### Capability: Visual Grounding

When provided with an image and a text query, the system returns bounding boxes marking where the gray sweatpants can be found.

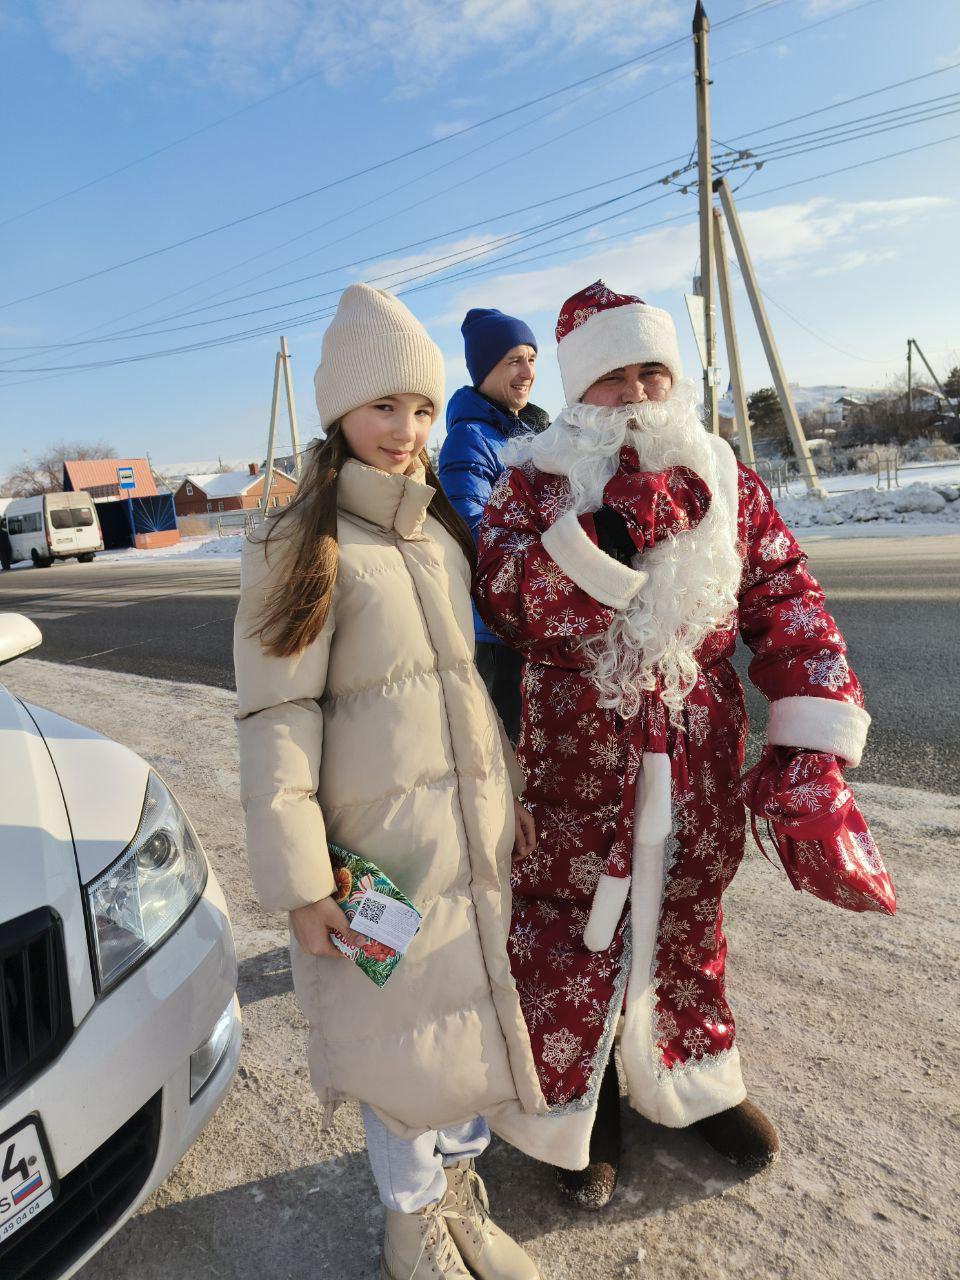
[360,1103,490,1213]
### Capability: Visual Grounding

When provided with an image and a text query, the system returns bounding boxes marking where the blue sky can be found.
[0,0,957,476]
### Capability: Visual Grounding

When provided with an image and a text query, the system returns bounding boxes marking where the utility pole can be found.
[907,338,913,421]
[279,335,303,479]
[262,350,283,513]
[712,207,755,468]
[909,338,960,427]
[716,177,821,492]
[693,1,719,434]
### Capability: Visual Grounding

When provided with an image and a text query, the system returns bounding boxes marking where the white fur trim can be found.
[584,873,631,953]
[634,751,673,843]
[489,1095,596,1171]
[559,303,683,404]
[768,695,871,768]
[619,755,746,1127]
[541,510,647,609]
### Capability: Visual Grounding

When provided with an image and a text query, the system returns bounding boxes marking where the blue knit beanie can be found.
[461,308,537,387]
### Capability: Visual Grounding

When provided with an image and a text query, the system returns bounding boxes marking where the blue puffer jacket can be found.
[438,385,549,645]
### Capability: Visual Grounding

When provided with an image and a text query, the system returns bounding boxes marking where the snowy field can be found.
[2,656,957,1280]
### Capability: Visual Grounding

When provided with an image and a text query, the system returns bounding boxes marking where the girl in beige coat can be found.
[234,285,547,1280]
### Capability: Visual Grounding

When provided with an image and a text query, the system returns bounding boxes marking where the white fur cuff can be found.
[541,510,647,609]
[584,873,632,952]
[767,695,871,767]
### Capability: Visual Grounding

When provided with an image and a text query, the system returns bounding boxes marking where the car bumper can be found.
[0,868,241,1280]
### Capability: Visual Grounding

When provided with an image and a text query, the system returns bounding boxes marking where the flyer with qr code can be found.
[328,843,421,987]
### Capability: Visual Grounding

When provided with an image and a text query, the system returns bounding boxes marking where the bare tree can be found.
[2,440,116,497]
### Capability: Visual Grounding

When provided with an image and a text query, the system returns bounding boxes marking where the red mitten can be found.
[741,746,894,915]
[602,449,711,552]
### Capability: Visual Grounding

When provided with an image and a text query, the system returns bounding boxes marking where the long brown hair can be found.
[257,424,477,657]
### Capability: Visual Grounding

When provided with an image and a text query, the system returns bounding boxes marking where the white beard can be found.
[502,379,742,723]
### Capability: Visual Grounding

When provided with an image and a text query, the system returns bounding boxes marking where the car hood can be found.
[19,699,150,884]
[0,683,97,1017]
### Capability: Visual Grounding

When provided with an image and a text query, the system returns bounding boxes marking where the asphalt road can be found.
[1,533,957,793]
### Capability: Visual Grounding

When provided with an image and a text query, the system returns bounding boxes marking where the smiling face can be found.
[478,344,537,414]
[581,362,673,408]
[339,393,435,474]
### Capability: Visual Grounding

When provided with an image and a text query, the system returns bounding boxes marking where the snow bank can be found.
[95,534,244,563]
[777,481,960,532]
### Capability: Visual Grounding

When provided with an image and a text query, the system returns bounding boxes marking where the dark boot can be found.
[553,1055,621,1210]
[693,1099,780,1171]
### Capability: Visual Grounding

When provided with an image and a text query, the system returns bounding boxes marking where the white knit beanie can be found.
[314,284,445,430]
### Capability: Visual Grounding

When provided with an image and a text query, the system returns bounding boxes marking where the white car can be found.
[0,614,241,1279]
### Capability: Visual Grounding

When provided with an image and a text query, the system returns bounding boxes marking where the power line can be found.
[3,27,936,360]
[0,156,694,356]
[4,122,958,378]
[0,0,787,312]
[0,9,438,230]
[733,128,960,201]
[729,97,960,166]
[0,0,861,361]
[723,58,960,146]
[58,0,857,338]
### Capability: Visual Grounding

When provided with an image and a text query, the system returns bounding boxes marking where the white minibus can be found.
[0,492,104,569]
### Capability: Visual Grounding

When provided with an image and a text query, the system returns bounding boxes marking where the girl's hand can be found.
[290,895,365,959]
[513,799,537,860]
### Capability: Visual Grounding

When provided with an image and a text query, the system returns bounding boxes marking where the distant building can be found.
[62,455,178,551]
[63,457,157,500]
[172,464,297,517]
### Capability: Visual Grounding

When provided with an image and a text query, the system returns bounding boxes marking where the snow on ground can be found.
[3,656,958,1280]
[95,533,245,562]
[776,479,960,534]
[814,460,960,495]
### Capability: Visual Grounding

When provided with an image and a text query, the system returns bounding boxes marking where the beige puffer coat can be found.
[234,458,547,1136]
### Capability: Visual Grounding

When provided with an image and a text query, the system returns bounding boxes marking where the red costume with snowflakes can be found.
[473,282,876,1170]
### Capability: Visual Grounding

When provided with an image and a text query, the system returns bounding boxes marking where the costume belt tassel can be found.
[584,751,672,952]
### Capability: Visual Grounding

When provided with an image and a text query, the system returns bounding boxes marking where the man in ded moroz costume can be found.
[474,281,883,1206]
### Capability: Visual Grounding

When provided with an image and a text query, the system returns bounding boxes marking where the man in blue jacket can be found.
[439,307,549,741]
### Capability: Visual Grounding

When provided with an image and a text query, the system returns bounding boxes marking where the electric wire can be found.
[0,0,874,362]
[11,92,952,358]
[52,0,873,344]
[6,120,958,379]
[0,0,789,311]
[0,8,440,230]
[8,74,954,359]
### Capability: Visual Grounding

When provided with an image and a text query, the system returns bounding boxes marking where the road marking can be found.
[64,614,235,663]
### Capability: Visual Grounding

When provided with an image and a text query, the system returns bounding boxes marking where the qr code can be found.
[357,897,387,926]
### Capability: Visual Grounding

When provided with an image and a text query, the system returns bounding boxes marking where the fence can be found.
[177,510,261,537]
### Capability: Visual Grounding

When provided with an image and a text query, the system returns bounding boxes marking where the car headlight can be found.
[85,771,208,994]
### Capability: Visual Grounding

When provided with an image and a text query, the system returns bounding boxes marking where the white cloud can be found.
[37,0,687,91]
[362,234,502,287]
[431,119,471,140]
[439,195,952,323]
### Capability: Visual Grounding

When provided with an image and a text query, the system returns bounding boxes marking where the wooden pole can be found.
[911,337,960,426]
[279,335,303,479]
[262,350,283,514]
[713,207,755,468]
[907,338,913,422]
[694,1,719,434]
[716,177,821,492]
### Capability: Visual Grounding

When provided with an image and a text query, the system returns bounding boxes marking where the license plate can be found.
[0,1117,57,1244]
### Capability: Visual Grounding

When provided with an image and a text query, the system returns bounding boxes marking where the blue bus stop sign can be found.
[117,466,135,490]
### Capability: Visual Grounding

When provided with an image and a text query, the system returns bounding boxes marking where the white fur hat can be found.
[555,280,683,404]
[314,284,445,430]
